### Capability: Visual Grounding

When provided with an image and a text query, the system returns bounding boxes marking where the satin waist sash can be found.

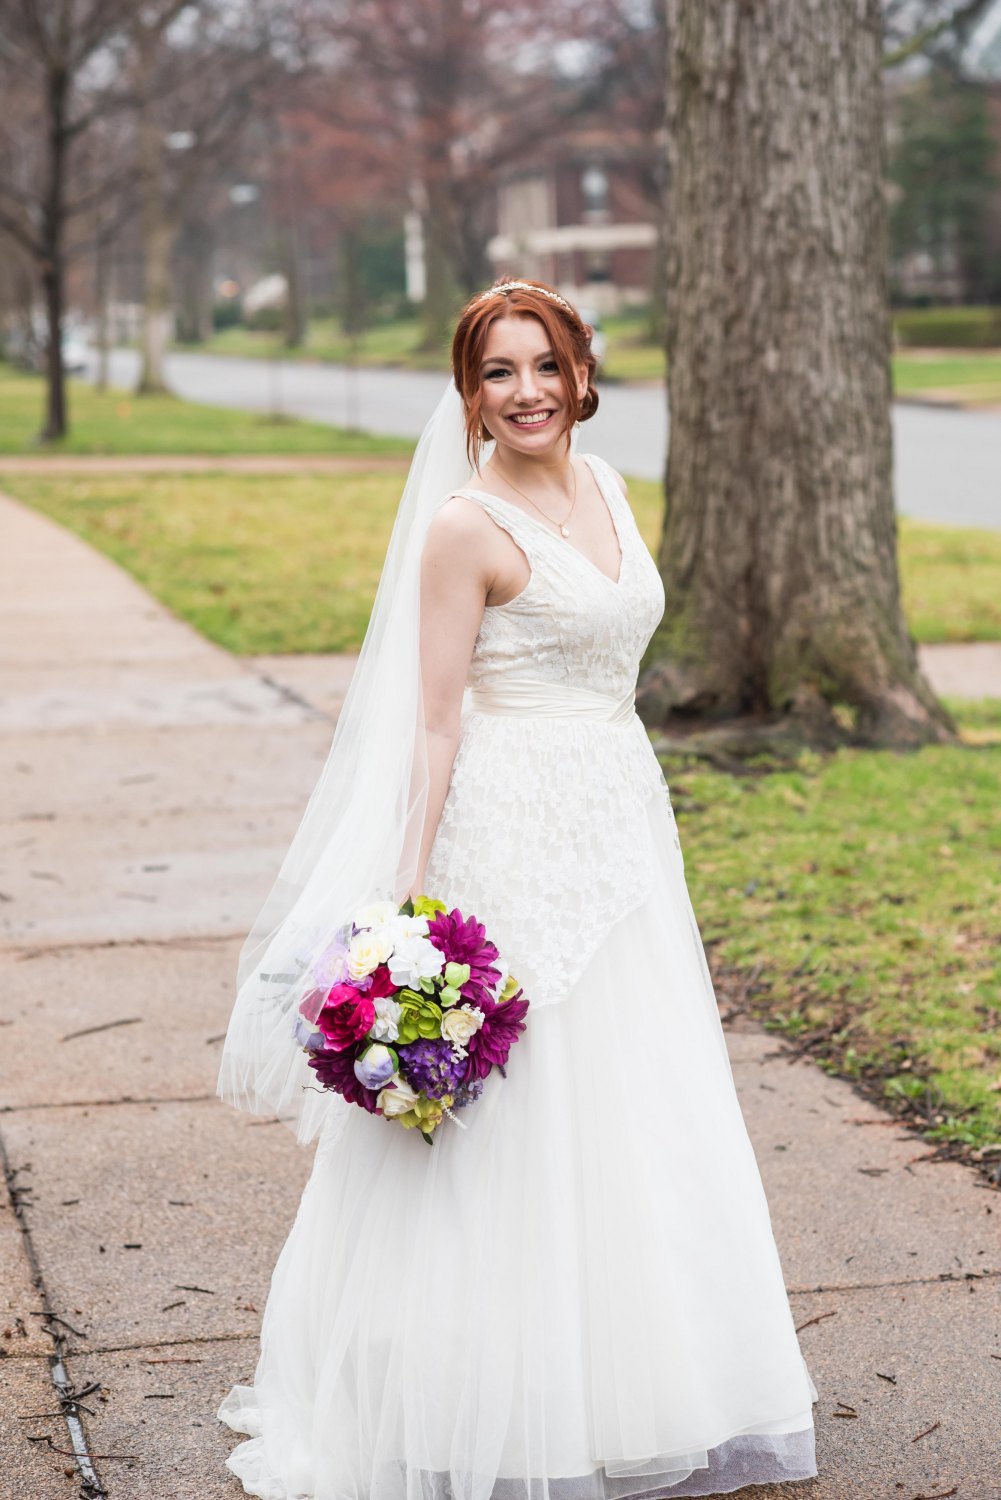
[467,678,636,725]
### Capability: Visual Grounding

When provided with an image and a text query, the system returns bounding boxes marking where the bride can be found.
[216,278,819,1499]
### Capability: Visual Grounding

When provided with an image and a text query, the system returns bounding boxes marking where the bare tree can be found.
[638,0,954,751]
[126,1,284,392]
[309,0,606,347]
[0,0,137,439]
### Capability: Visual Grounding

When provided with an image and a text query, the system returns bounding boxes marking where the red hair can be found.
[450,279,600,467]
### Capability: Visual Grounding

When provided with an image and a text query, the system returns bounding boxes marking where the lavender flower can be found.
[398,1038,466,1100]
[450,1075,485,1110]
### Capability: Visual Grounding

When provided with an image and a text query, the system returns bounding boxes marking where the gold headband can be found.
[474,280,575,314]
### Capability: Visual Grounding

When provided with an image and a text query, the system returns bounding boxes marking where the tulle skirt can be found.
[218,801,818,1499]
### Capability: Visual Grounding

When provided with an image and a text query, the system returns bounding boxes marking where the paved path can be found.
[1,490,998,1499]
[88,349,1001,528]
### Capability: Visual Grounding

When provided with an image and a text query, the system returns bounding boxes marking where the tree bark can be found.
[40,62,69,441]
[639,0,954,749]
[175,220,215,344]
[135,29,172,395]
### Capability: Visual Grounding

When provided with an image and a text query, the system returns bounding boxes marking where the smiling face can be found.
[478,313,588,462]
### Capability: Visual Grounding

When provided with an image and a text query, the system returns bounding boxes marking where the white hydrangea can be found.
[388,933,444,989]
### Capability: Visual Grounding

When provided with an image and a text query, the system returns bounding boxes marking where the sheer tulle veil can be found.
[217,380,476,1145]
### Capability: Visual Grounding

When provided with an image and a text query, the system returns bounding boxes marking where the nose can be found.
[513,364,542,403]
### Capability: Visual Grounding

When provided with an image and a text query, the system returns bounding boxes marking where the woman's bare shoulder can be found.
[423,495,502,568]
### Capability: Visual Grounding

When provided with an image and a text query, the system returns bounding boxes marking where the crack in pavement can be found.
[6,932,238,961]
[1,1093,218,1115]
[47,1269,1001,1368]
[0,1126,107,1497]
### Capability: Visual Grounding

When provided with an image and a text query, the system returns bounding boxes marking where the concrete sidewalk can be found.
[0,490,997,1500]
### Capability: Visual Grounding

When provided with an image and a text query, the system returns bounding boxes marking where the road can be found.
[92,349,1000,528]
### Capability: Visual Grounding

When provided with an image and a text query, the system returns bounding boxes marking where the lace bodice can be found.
[424,453,678,1008]
[462,454,664,698]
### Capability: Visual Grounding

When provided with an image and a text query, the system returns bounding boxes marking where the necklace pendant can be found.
[560,525,571,538]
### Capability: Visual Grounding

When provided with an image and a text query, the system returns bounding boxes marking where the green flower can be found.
[396,988,444,1044]
[498,974,521,1003]
[411,895,447,920]
[438,961,471,1008]
[397,1092,451,1139]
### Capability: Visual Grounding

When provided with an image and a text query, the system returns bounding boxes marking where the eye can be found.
[483,368,509,380]
[540,360,559,371]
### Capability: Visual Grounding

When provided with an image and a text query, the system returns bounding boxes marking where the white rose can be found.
[388,934,445,989]
[369,995,402,1043]
[440,1003,485,1057]
[356,900,399,929]
[377,1073,420,1118]
[347,931,390,980]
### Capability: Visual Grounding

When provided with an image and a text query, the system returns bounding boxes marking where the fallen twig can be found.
[61,1016,141,1043]
[26,1433,139,1461]
[795,1309,838,1333]
[911,1419,941,1443]
[28,1310,87,1338]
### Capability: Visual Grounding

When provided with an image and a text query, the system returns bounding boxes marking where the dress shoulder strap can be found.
[448,487,550,562]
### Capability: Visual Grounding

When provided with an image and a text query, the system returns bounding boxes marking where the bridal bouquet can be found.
[294,896,529,1144]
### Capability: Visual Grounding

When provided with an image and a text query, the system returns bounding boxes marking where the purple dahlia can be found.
[463,992,530,1082]
[308,1045,380,1112]
[426,908,501,1007]
[398,1038,466,1100]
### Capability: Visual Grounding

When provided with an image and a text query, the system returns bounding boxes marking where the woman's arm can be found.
[407,498,493,900]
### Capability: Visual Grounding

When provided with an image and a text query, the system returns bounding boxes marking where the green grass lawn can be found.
[663,721,1001,1156]
[0,364,412,456]
[2,469,998,655]
[177,317,451,371]
[891,350,1001,406]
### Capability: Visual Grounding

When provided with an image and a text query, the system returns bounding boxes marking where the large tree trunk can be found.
[418,178,457,352]
[639,0,953,749]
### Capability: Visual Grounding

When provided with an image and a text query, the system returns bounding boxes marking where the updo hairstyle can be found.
[450,279,600,467]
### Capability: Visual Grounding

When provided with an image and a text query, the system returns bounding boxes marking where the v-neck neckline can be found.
[461,453,625,587]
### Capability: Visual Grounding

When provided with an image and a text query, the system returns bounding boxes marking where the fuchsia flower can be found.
[463,991,530,1082]
[317,985,376,1051]
[365,964,397,1000]
[427,909,501,1007]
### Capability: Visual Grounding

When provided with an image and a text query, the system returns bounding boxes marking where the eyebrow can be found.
[480,348,556,368]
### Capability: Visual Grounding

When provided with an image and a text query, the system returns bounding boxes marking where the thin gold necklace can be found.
[490,457,578,538]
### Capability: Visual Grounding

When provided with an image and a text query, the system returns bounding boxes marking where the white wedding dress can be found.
[218,453,819,1498]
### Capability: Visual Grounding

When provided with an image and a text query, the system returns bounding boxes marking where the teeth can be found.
[510,412,553,425]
